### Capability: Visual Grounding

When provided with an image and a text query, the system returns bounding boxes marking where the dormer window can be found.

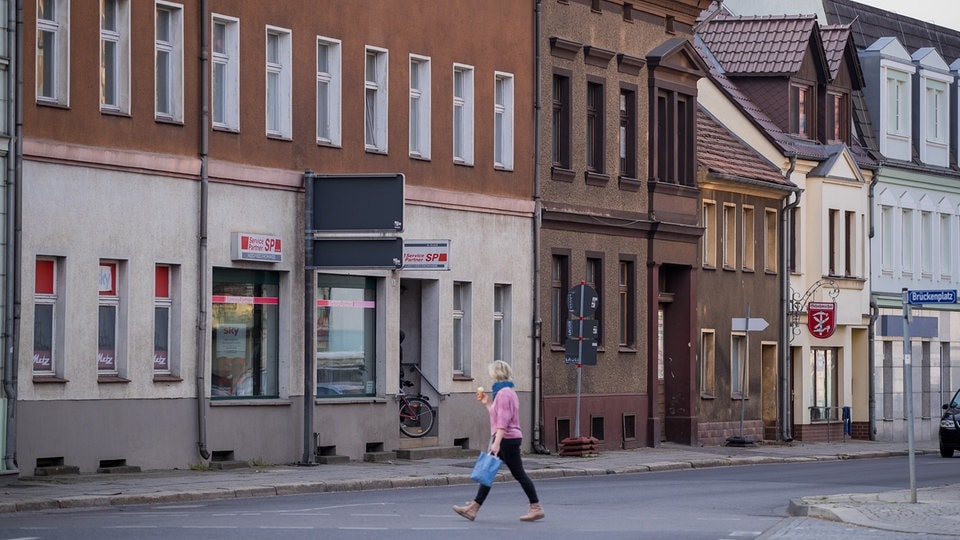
[920,75,950,166]
[790,83,813,138]
[885,70,910,136]
[826,91,848,144]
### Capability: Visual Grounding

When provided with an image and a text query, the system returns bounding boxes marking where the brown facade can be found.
[536,0,710,452]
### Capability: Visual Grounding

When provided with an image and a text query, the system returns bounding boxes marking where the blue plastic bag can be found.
[469,452,502,487]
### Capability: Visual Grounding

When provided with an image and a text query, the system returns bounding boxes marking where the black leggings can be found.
[474,438,539,505]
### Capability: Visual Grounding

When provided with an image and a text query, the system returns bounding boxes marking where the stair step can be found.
[395,446,464,460]
[397,435,439,449]
[33,465,80,477]
[97,465,142,474]
[363,451,397,463]
[209,460,249,471]
[317,454,350,465]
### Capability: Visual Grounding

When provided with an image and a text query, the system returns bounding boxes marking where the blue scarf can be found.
[492,380,514,401]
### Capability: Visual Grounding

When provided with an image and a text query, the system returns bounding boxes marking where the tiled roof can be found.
[822,0,960,60]
[820,25,851,79]
[697,14,822,75]
[696,107,795,188]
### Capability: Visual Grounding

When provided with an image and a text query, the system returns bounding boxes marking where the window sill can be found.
[700,393,716,400]
[33,375,68,384]
[618,175,641,192]
[618,346,638,354]
[100,108,131,118]
[453,159,474,168]
[212,125,240,134]
[155,116,184,126]
[494,165,514,172]
[312,397,387,405]
[730,394,749,401]
[408,153,430,161]
[98,375,131,384]
[318,140,342,149]
[452,375,474,382]
[585,171,610,186]
[153,374,183,383]
[267,133,292,142]
[213,398,293,406]
[551,166,575,182]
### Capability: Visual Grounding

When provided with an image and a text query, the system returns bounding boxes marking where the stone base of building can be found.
[792,421,865,442]
[697,420,763,447]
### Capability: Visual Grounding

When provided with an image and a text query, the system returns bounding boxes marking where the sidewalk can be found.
[1,439,956,536]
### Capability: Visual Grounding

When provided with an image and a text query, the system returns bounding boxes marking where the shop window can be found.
[212,268,280,398]
[34,257,59,377]
[315,274,376,397]
[154,264,180,377]
[810,348,838,421]
[98,260,124,377]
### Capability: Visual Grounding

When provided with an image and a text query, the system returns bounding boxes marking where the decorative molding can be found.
[549,36,581,60]
[617,53,645,76]
[584,45,616,67]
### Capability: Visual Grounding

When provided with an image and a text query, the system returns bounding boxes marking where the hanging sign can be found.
[807,302,836,339]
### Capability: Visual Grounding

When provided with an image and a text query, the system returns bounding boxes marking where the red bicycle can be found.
[398,368,435,438]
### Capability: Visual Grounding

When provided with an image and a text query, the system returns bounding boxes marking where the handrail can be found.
[408,364,449,400]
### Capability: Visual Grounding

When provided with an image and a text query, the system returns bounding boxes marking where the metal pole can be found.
[738,305,750,438]
[902,288,916,503]
[301,172,316,465]
[574,282,585,438]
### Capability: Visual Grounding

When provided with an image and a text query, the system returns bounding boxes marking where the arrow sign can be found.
[732,317,769,332]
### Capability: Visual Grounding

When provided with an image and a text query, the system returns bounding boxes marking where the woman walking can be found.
[453,360,545,522]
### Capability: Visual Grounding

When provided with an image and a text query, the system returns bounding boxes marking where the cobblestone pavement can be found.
[2,439,959,538]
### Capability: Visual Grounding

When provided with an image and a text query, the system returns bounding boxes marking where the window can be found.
[409,55,431,158]
[212,269,280,398]
[921,77,950,166]
[941,214,953,279]
[845,211,856,277]
[886,70,910,136]
[33,258,60,376]
[702,200,717,267]
[551,254,569,345]
[653,89,695,185]
[552,72,571,169]
[453,63,474,164]
[154,264,178,375]
[100,0,130,113]
[901,209,914,274]
[764,208,778,272]
[790,83,812,138]
[265,27,292,138]
[619,87,637,179]
[742,206,754,272]
[700,330,715,397]
[155,2,183,122]
[36,0,70,104]
[317,37,342,146]
[314,274,375,398]
[828,209,839,276]
[731,333,746,398]
[365,47,389,152]
[494,72,514,170]
[452,281,471,376]
[810,348,838,421]
[493,284,511,363]
[722,203,736,269]
[921,211,933,277]
[586,256,602,342]
[98,261,123,376]
[618,259,635,348]
[880,205,894,272]
[826,91,847,143]
[211,15,239,130]
[789,206,801,273]
[586,81,604,173]
[925,81,947,143]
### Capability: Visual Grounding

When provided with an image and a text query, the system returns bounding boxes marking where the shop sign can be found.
[231,233,282,263]
[807,302,836,339]
[402,240,450,270]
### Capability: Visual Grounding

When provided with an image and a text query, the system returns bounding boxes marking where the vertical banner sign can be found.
[807,302,836,339]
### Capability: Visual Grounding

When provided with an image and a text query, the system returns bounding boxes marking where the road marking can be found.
[727,532,761,537]
[339,527,389,530]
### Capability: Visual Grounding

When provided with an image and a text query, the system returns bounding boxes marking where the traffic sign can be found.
[567,284,599,318]
[907,289,957,305]
[731,317,769,332]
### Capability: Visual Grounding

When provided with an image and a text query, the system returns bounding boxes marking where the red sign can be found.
[807,302,836,339]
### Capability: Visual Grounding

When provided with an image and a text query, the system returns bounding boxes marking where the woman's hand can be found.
[478,391,490,406]
[490,440,500,456]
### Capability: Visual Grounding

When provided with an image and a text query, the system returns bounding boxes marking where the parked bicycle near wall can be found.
[398,366,436,437]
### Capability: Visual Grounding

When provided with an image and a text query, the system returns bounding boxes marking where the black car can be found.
[939,388,960,457]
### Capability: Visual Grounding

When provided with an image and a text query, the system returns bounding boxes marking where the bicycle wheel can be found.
[399,397,435,438]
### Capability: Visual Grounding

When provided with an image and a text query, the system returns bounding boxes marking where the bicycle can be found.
[398,367,435,438]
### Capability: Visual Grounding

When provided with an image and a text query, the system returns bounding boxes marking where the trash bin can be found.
[842,406,852,437]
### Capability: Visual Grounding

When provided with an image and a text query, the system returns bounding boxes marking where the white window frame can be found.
[493,284,511,363]
[211,14,240,131]
[409,54,431,159]
[316,37,342,146]
[731,333,746,398]
[153,264,177,375]
[36,0,70,105]
[453,281,471,376]
[741,205,755,272]
[885,69,910,137]
[880,205,894,273]
[364,46,389,153]
[100,0,130,113]
[921,210,933,277]
[494,72,514,170]
[702,200,717,267]
[265,26,292,139]
[98,260,124,376]
[920,73,951,166]
[901,208,914,275]
[764,208,778,273]
[722,203,736,269]
[700,330,715,397]
[155,1,184,122]
[453,63,475,165]
[33,257,60,377]
[940,213,954,280]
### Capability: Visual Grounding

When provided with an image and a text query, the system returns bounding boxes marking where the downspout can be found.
[530,0,548,454]
[867,166,880,441]
[3,0,23,472]
[779,154,799,443]
[194,0,210,461]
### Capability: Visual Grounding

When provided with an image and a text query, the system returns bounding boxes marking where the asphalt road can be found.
[2,453,958,540]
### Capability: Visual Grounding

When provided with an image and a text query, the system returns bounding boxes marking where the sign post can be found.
[565,282,598,439]
[727,305,768,447]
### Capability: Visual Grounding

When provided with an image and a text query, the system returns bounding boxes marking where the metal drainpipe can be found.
[3,0,24,472]
[530,0,548,455]
[867,167,880,441]
[194,0,210,461]
[779,155,799,442]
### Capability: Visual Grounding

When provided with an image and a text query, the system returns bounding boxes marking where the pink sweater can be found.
[489,386,523,439]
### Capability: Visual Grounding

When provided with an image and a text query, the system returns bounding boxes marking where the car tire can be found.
[940,445,954,458]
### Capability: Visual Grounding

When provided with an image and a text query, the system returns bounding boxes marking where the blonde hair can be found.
[489,360,512,381]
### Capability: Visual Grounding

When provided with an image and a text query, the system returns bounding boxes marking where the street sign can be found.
[567,284,598,319]
[731,317,768,332]
[907,289,957,305]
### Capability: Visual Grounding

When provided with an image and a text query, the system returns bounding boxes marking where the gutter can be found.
[194,0,210,461]
[867,165,880,441]
[2,0,23,472]
[530,0,548,455]
[779,154,799,442]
